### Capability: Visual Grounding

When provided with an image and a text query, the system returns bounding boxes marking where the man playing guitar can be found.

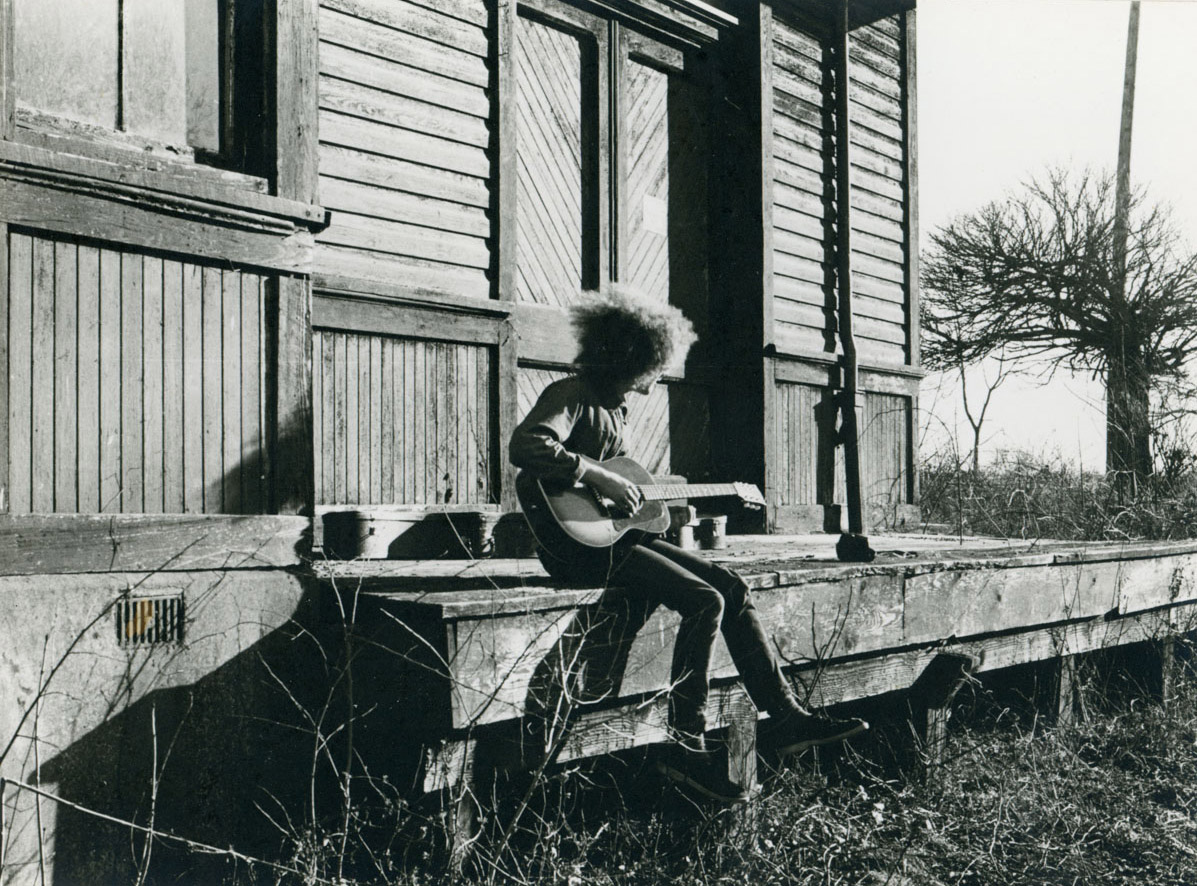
[509,286,866,803]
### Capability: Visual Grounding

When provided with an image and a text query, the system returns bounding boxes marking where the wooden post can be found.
[0,776,7,870]
[709,3,768,509]
[270,0,318,518]
[270,277,313,517]
[832,1,873,562]
[1157,636,1176,706]
[274,0,320,203]
[1052,653,1081,728]
[445,739,481,874]
[724,689,758,796]
[0,221,8,514]
[910,651,978,769]
[902,9,919,374]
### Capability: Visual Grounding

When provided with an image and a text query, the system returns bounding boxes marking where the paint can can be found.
[697,515,728,550]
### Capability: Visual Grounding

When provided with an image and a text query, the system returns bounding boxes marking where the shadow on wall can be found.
[31,574,446,886]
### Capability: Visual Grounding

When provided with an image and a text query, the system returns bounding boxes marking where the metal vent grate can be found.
[116,594,185,646]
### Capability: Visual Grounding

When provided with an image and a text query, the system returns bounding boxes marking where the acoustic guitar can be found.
[516,456,765,561]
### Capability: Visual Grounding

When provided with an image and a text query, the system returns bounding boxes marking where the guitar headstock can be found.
[733,482,766,509]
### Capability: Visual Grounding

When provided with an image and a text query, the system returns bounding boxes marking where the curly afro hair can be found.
[571,285,696,390]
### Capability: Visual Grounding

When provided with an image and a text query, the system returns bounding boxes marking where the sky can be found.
[915,0,1197,469]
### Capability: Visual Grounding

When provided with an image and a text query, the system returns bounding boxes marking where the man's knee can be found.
[719,577,754,616]
[690,585,725,622]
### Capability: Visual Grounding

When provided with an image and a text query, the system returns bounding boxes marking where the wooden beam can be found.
[312,293,507,346]
[423,598,1195,791]
[0,0,12,138]
[275,0,320,203]
[0,221,7,514]
[0,178,314,274]
[0,141,324,227]
[0,514,309,574]
[495,0,517,304]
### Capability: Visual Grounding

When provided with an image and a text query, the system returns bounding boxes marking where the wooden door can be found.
[509,0,712,480]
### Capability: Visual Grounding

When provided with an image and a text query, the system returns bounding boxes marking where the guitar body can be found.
[516,457,670,563]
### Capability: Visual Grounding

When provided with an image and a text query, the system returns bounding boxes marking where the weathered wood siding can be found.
[774,380,909,510]
[516,366,569,422]
[770,18,833,356]
[773,381,823,507]
[312,330,494,506]
[861,390,911,510]
[314,0,492,297]
[624,58,670,301]
[769,14,909,367]
[847,18,908,366]
[5,229,268,515]
[514,12,588,306]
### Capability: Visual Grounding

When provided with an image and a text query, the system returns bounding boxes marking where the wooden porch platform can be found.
[313,534,1197,791]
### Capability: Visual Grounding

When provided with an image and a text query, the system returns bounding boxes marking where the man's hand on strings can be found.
[583,466,643,515]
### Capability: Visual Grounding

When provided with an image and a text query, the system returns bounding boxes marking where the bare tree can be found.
[921,168,1197,486]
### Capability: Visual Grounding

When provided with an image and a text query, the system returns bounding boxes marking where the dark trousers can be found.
[570,537,802,736]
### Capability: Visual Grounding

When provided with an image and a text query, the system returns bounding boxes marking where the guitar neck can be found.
[639,484,742,502]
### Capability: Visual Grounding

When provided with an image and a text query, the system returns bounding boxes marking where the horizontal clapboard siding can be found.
[848,18,907,366]
[769,15,910,366]
[315,0,493,298]
[5,230,267,515]
[771,18,831,356]
[313,330,494,506]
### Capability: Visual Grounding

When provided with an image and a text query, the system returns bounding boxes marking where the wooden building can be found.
[0,0,919,880]
[0,0,919,541]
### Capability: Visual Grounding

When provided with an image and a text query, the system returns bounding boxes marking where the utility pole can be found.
[1108,0,1141,495]
[1114,0,1140,276]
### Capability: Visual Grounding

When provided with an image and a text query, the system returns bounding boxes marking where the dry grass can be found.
[919,449,1197,541]
[259,642,1197,886]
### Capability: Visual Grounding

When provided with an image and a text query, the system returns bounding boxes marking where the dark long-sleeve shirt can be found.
[508,376,628,482]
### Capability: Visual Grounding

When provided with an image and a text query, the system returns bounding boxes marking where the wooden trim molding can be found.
[0,514,310,575]
[770,345,926,380]
[314,276,512,317]
[312,292,510,347]
[0,141,325,227]
[0,176,315,274]
[772,355,922,395]
[586,0,736,46]
[902,9,920,370]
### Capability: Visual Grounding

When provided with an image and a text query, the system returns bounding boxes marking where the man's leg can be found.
[639,538,868,756]
[639,538,800,718]
[609,543,725,740]
[606,544,755,802]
